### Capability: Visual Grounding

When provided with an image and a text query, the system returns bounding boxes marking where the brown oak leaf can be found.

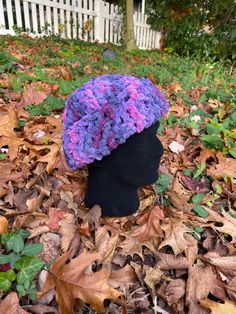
[0,292,29,314]
[38,249,121,313]
[159,217,197,256]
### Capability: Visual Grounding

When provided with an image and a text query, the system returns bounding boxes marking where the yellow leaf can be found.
[0,215,9,235]
[201,299,236,314]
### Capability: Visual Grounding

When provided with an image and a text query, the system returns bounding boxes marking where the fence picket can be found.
[0,0,160,49]
[113,5,118,44]
[65,0,71,38]
[31,2,38,33]
[6,0,14,30]
[14,0,23,28]
[71,0,77,38]
[0,0,5,32]
[59,0,65,37]
[134,11,139,47]
[38,3,44,34]
[52,0,59,35]
[23,1,31,31]
[104,2,109,42]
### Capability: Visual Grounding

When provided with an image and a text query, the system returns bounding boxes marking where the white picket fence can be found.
[0,0,160,50]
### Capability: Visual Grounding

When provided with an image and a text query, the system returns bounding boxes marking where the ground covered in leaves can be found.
[0,35,236,314]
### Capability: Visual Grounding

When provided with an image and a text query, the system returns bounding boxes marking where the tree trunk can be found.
[125,0,137,50]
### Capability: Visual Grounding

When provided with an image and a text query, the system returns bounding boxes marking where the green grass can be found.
[0,35,235,156]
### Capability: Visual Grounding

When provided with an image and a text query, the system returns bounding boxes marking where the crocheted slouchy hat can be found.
[62,74,169,170]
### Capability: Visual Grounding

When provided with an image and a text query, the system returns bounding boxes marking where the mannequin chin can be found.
[84,122,163,217]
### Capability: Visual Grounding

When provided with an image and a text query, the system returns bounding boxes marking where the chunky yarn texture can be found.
[62,74,169,170]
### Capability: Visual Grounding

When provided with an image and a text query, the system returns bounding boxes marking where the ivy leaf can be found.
[15,256,45,284]
[23,279,31,290]
[5,233,17,251]
[0,153,6,160]
[1,233,13,246]
[200,134,224,150]
[13,234,24,253]
[192,205,209,218]
[155,174,171,193]
[0,269,16,292]
[9,253,21,268]
[192,193,205,204]
[16,284,26,297]
[16,285,26,297]
[22,243,43,256]
[0,255,10,265]
[17,229,31,239]
[228,148,236,159]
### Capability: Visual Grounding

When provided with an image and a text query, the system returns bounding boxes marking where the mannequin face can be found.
[91,122,163,187]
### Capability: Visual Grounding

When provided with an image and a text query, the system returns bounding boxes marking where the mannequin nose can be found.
[154,136,164,157]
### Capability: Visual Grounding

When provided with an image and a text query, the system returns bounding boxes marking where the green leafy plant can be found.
[26,95,65,117]
[190,193,209,218]
[155,174,171,194]
[0,229,45,300]
[201,118,236,157]
[0,51,18,73]
[0,153,7,160]
[146,0,235,60]
[192,226,204,240]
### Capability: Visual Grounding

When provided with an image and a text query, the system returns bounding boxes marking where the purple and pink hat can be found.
[62,74,169,170]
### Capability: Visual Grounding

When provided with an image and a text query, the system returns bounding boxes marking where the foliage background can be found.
[146,0,236,60]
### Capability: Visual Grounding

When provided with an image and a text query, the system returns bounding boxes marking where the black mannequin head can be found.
[91,121,163,186]
[84,122,164,216]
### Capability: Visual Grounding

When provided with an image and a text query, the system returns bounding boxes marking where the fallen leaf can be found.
[143,265,164,297]
[186,260,215,313]
[131,205,164,242]
[205,208,236,242]
[169,141,185,153]
[207,153,236,179]
[39,232,61,264]
[26,304,57,314]
[109,264,137,289]
[37,269,55,305]
[159,217,197,256]
[167,173,194,213]
[17,83,48,108]
[0,215,9,234]
[180,175,210,193]
[39,249,121,313]
[95,226,118,266]
[0,292,29,314]
[137,186,156,212]
[201,299,236,314]
[197,147,216,164]
[47,207,67,231]
[118,236,155,258]
[225,277,236,303]
[205,255,236,270]
[36,143,61,173]
[154,252,189,269]
[78,205,101,237]
[59,190,78,213]
[0,108,18,137]
[59,213,77,252]
[165,279,186,306]
[169,82,182,94]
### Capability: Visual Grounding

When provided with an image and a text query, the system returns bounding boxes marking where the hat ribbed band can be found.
[62,74,169,170]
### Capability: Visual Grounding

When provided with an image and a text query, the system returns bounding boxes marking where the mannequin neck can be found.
[84,166,139,217]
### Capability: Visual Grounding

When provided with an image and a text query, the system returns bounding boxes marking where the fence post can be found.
[94,0,104,42]
[0,0,5,33]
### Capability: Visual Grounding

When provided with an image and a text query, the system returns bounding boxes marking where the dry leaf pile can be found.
[0,36,236,314]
